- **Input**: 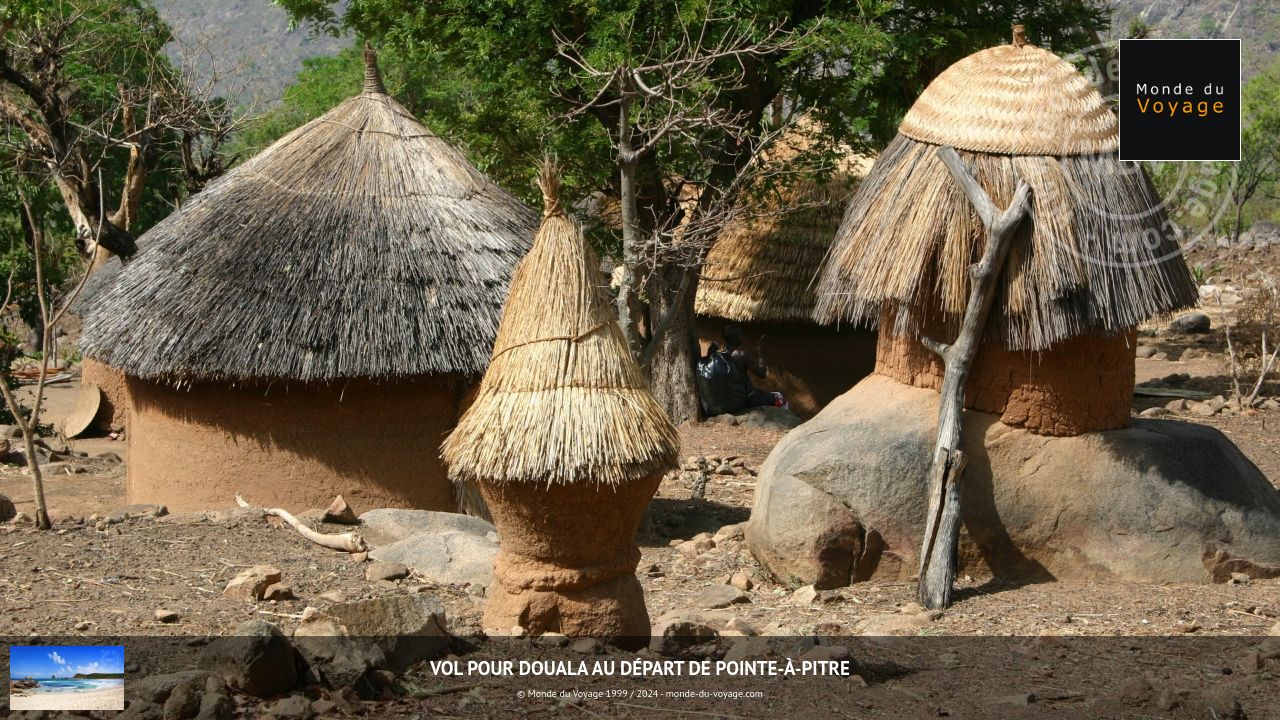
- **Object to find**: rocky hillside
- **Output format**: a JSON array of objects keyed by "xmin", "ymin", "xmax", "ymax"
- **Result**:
[
  {"xmin": 154, "ymin": 0, "xmax": 349, "ymax": 104},
  {"xmin": 1112, "ymin": 0, "xmax": 1279, "ymax": 76}
]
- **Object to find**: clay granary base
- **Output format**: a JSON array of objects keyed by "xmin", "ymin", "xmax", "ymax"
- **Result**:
[
  {"xmin": 875, "ymin": 317, "xmax": 1136, "ymax": 436},
  {"xmin": 126, "ymin": 375, "xmax": 467, "ymax": 513},
  {"xmin": 479, "ymin": 476, "xmax": 659, "ymax": 648}
]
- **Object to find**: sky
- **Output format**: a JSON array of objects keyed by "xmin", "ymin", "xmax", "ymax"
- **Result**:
[{"xmin": 9, "ymin": 646, "xmax": 124, "ymax": 679}]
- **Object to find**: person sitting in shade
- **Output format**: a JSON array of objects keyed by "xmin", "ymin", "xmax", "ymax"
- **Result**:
[{"xmin": 698, "ymin": 325, "xmax": 788, "ymax": 415}]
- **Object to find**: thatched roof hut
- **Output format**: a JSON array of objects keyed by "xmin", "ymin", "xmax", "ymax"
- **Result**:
[
  {"xmin": 814, "ymin": 40, "xmax": 1197, "ymax": 351},
  {"xmin": 693, "ymin": 132, "xmax": 876, "ymax": 415},
  {"xmin": 77, "ymin": 47, "xmax": 537, "ymax": 512},
  {"xmin": 813, "ymin": 36, "xmax": 1198, "ymax": 436},
  {"xmin": 443, "ymin": 165, "xmax": 678, "ymax": 486}
]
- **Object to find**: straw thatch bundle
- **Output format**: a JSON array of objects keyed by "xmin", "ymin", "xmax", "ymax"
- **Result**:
[
  {"xmin": 696, "ymin": 127, "xmax": 872, "ymax": 324},
  {"xmin": 442, "ymin": 164, "xmax": 679, "ymax": 486},
  {"xmin": 813, "ymin": 42, "xmax": 1197, "ymax": 351},
  {"xmin": 78, "ymin": 47, "xmax": 536, "ymax": 382}
]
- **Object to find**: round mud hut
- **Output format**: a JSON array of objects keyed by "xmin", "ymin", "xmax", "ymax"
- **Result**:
[
  {"xmin": 695, "ymin": 137, "xmax": 876, "ymax": 416},
  {"xmin": 77, "ymin": 48, "xmax": 536, "ymax": 513},
  {"xmin": 747, "ymin": 34, "xmax": 1280, "ymax": 588},
  {"xmin": 443, "ymin": 165, "xmax": 678, "ymax": 645}
]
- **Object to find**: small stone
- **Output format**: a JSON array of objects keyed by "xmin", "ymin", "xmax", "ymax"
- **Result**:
[
  {"xmin": 723, "ymin": 637, "xmax": 772, "ymax": 662},
  {"xmin": 644, "ymin": 563, "xmax": 664, "ymax": 578},
  {"xmin": 73, "ymin": 621, "xmax": 92, "ymax": 631},
  {"xmin": 365, "ymin": 561, "xmax": 410, "ymax": 583},
  {"xmin": 0, "ymin": 493, "xmax": 14, "ymax": 522},
  {"xmin": 715, "ymin": 462, "xmax": 736, "ymax": 476},
  {"xmin": 323, "ymin": 495, "xmax": 359, "ymax": 525},
  {"xmin": 351, "ymin": 551, "xmax": 368, "ymax": 563},
  {"xmin": 1191, "ymin": 401, "xmax": 1218, "ymax": 417},
  {"xmin": 708, "ymin": 413, "xmax": 738, "ymax": 426},
  {"xmin": 713, "ymin": 523, "xmax": 745, "ymax": 543},
  {"xmin": 12, "ymin": 511, "xmax": 32, "ymax": 525},
  {"xmin": 1139, "ymin": 407, "xmax": 1171, "ymax": 417},
  {"xmin": 649, "ymin": 615, "xmax": 718, "ymax": 655},
  {"xmin": 535, "ymin": 632, "xmax": 570, "ymax": 648},
  {"xmin": 1261, "ymin": 398, "xmax": 1280, "ymax": 411},
  {"xmin": 1229, "ymin": 572, "xmax": 1251, "ymax": 584},
  {"xmin": 317, "ymin": 590, "xmax": 346, "ymax": 604},
  {"xmin": 1135, "ymin": 345, "xmax": 1158, "ymax": 359},
  {"xmin": 1113, "ymin": 676, "xmax": 1153, "ymax": 705},
  {"xmin": 788, "ymin": 585, "xmax": 818, "ymax": 605},
  {"xmin": 997, "ymin": 693, "xmax": 1035, "ymax": 706},
  {"xmin": 1237, "ymin": 650, "xmax": 1263, "ymax": 674},
  {"xmin": 1169, "ymin": 311, "xmax": 1211, "ymax": 334},
  {"xmin": 1269, "ymin": 621, "xmax": 1280, "ymax": 636},
  {"xmin": 155, "ymin": 608, "xmax": 181, "ymax": 623},
  {"xmin": 723, "ymin": 617, "xmax": 756, "ymax": 636},
  {"xmin": 729, "ymin": 572, "xmax": 753, "ymax": 591},
  {"xmin": 571, "ymin": 638, "xmax": 603, "ymax": 654},
  {"xmin": 697, "ymin": 584, "xmax": 750, "ymax": 609},
  {"xmin": 312, "ymin": 699, "xmax": 338, "ymax": 716},
  {"xmin": 223, "ymin": 565, "xmax": 282, "ymax": 601},
  {"xmin": 1152, "ymin": 352, "xmax": 1169, "ymax": 360},
  {"xmin": 263, "ymin": 583, "xmax": 295, "ymax": 601},
  {"xmin": 1165, "ymin": 399, "xmax": 1188, "ymax": 412},
  {"xmin": 676, "ymin": 534, "xmax": 716, "ymax": 556},
  {"xmin": 265, "ymin": 694, "xmax": 315, "ymax": 719}
]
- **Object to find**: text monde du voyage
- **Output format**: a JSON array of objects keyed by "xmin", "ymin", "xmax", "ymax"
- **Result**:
[{"xmin": 1133, "ymin": 82, "xmax": 1229, "ymax": 118}]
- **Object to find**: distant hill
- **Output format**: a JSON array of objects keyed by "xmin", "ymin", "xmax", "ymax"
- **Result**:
[
  {"xmin": 1112, "ymin": 0, "xmax": 1279, "ymax": 77},
  {"xmin": 153, "ymin": 0, "xmax": 350, "ymax": 105}
]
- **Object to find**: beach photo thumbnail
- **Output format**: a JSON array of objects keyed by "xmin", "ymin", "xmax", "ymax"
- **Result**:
[{"xmin": 8, "ymin": 645, "xmax": 125, "ymax": 711}]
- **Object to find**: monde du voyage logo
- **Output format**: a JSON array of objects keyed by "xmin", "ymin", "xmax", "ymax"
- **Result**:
[{"xmin": 1119, "ymin": 38, "xmax": 1241, "ymax": 162}]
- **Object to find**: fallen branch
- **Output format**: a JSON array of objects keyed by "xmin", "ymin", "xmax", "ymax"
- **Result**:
[
  {"xmin": 235, "ymin": 493, "xmax": 367, "ymax": 553},
  {"xmin": 917, "ymin": 146, "xmax": 1031, "ymax": 610}
]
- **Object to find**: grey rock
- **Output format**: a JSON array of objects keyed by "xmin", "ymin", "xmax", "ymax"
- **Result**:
[
  {"xmin": 129, "ymin": 670, "xmax": 220, "ymax": 705},
  {"xmin": 322, "ymin": 593, "xmax": 449, "ymax": 672},
  {"xmin": 195, "ymin": 692, "xmax": 233, "ymax": 720},
  {"xmin": 198, "ymin": 620, "xmax": 298, "ymax": 697},
  {"xmin": 162, "ymin": 682, "xmax": 200, "ymax": 719},
  {"xmin": 357, "ymin": 509, "xmax": 494, "ymax": 548},
  {"xmin": 747, "ymin": 375, "xmax": 1280, "ymax": 588},
  {"xmin": 697, "ymin": 584, "xmax": 750, "ymax": 609},
  {"xmin": 293, "ymin": 615, "xmax": 384, "ymax": 691},
  {"xmin": 737, "ymin": 405, "xmax": 803, "ymax": 430},
  {"xmin": 707, "ymin": 413, "xmax": 738, "ymax": 426},
  {"xmin": 364, "ymin": 561, "xmax": 409, "ymax": 583},
  {"xmin": 723, "ymin": 637, "xmax": 773, "ymax": 662},
  {"xmin": 1135, "ymin": 345, "xmax": 1158, "ymax": 359},
  {"xmin": 264, "ymin": 694, "xmax": 314, "ymax": 720},
  {"xmin": 0, "ymin": 493, "xmax": 14, "ymax": 522},
  {"xmin": 369, "ymin": 530, "xmax": 496, "ymax": 588},
  {"xmin": 1169, "ymin": 311, "xmax": 1211, "ymax": 334},
  {"xmin": 649, "ymin": 614, "xmax": 718, "ymax": 655}
]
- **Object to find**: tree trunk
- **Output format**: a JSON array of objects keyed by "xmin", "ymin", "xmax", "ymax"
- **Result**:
[{"xmin": 646, "ymin": 266, "xmax": 700, "ymax": 423}]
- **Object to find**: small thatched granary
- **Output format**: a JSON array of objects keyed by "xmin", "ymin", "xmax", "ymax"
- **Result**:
[
  {"xmin": 813, "ymin": 37, "xmax": 1198, "ymax": 434},
  {"xmin": 748, "ymin": 35, "xmax": 1280, "ymax": 588},
  {"xmin": 443, "ymin": 165, "xmax": 678, "ymax": 644},
  {"xmin": 695, "ymin": 137, "xmax": 876, "ymax": 416},
  {"xmin": 77, "ymin": 48, "xmax": 536, "ymax": 512}
]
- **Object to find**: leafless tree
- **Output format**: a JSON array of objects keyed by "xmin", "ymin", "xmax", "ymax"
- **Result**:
[
  {"xmin": 554, "ymin": 5, "xmax": 820, "ymax": 420},
  {"xmin": 0, "ymin": 5, "xmax": 255, "ymax": 268}
]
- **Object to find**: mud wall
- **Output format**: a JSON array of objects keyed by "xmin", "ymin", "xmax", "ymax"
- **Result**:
[
  {"xmin": 696, "ymin": 319, "xmax": 876, "ymax": 416},
  {"xmin": 875, "ymin": 321, "xmax": 1137, "ymax": 436},
  {"xmin": 126, "ymin": 375, "xmax": 468, "ymax": 513},
  {"xmin": 81, "ymin": 357, "xmax": 131, "ymax": 432}
]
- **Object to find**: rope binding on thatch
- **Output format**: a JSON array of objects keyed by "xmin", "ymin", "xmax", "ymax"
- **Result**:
[
  {"xmin": 442, "ymin": 159, "xmax": 679, "ymax": 487},
  {"xmin": 363, "ymin": 42, "xmax": 386, "ymax": 95}
]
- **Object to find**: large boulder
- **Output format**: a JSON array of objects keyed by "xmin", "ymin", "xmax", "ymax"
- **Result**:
[
  {"xmin": 368, "ymin": 530, "xmax": 497, "ymax": 588},
  {"xmin": 358, "ymin": 509, "xmax": 495, "ymax": 547},
  {"xmin": 198, "ymin": 619, "xmax": 298, "ymax": 697},
  {"xmin": 322, "ymin": 593, "xmax": 450, "ymax": 672},
  {"xmin": 747, "ymin": 375, "xmax": 1280, "ymax": 587}
]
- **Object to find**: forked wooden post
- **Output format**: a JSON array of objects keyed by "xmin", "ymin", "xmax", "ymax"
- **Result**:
[{"xmin": 917, "ymin": 146, "xmax": 1031, "ymax": 610}]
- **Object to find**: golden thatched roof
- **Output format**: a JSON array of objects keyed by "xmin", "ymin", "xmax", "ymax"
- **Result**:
[
  {"xmin": 814, "ymin": 41, "xmax": 1197, "ymax": 350},
  {"xmin": 442, "ymin": 165, "xmax": 679, "ymax": 486},
  {"xmin": 695, "ymin": 131, "xmax": 872, "ymax": 324},
  {"xmin": 899, "ymin": 43, "xmax": 1118, "ymax": 156},
  {"xmin": 79, "ymin": 48, "xmax": 537, "ymax": 382}
]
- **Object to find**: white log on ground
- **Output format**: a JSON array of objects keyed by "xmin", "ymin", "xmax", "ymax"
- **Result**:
[
  {"xmin": 235, "ymin": 493, "xmax": 368, "ymax": 553},
  {"xmin": 917, "ymin": 146, "xmax": 1031, "ymax": 610}
]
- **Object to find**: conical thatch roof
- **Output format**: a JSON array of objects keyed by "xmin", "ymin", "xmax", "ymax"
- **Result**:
[
  {"xmin": 79, "ymin": 47, "xmax": 536, "ymax": 382},
  {"xmin": 442, "ymin": 165, "xmax": 679, "ymax": 486},
  {"xmin": 814, "ymin": 38, "xmax": 1197, "ymax": 351},
  {"xmin": 695, "ymin": 129, "xmax": 872, "ymax": 324}
]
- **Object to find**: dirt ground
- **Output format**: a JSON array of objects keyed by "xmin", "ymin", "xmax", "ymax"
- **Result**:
[{"xmin": 2, "ymin": 340, "xmax": 1279, "ymax": 718}]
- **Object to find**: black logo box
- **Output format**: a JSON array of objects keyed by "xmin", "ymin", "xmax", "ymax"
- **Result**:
[{"xmin": 1119, "ymin": 38, "xmax": 1241, "ymax": 162}]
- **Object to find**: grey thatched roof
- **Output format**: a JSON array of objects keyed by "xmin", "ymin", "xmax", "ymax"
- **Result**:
[{"xmin": 80, "ymin": 50, "xmax": 537, "ymax": 383}]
